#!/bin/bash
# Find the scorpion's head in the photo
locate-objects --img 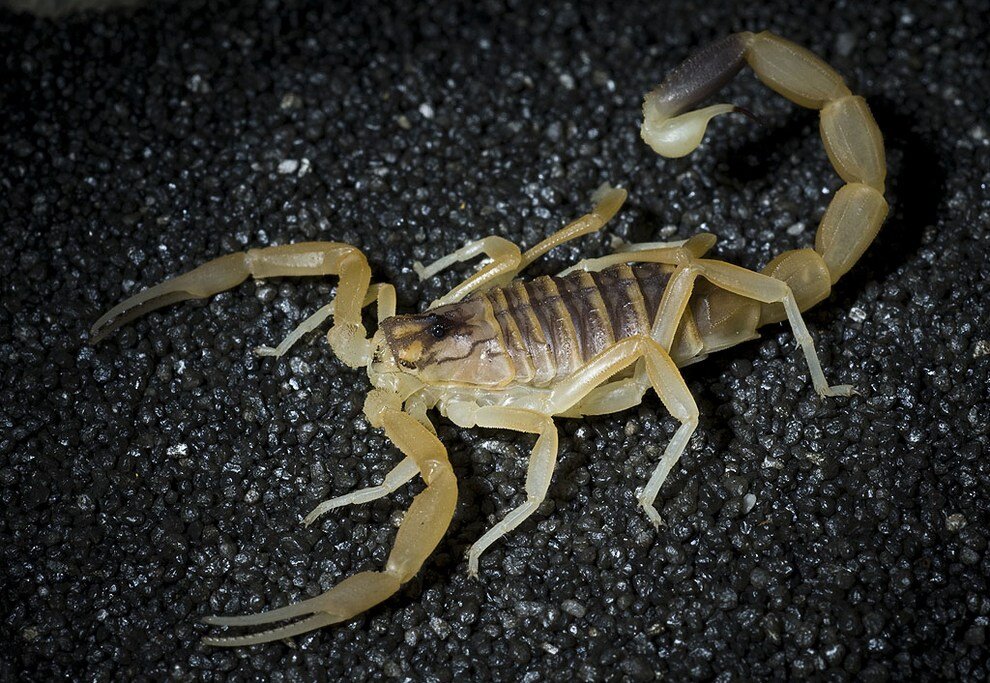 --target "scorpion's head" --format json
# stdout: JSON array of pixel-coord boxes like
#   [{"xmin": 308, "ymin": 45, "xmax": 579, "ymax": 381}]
[{"xmin": 375, "ymin": 298, "xmax": 514, "ymax": 388}]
